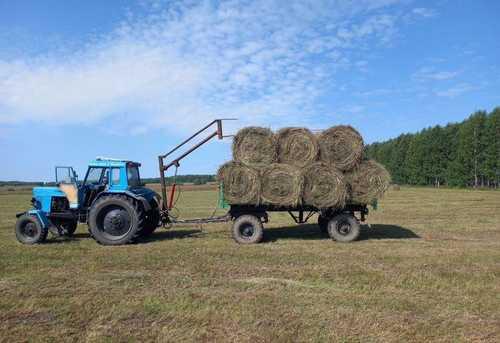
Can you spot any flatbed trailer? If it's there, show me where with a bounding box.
[158,119,370,244]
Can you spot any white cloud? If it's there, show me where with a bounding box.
[435,83,474,98]
[344,105,365,114]
[413,67,460,81]
[412,8,437,18]
[0,0,414,133]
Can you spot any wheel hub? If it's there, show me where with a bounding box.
[338,222,351,235]
[240,223,255,238]
[103,209,131,236]
[23,222,37,237]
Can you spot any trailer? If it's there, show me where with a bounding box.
[157,120,369,244]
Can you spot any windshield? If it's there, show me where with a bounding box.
[85,167,105,185]
[127,166,141,187]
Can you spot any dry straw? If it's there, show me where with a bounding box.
[260,163,303,206]
[276,127,319,167]
[217,161,260,204]
[345,159,391,204]
[232,127,277,166]
[318,125,364,171]
[302,162,347,209]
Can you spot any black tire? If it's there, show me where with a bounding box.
[318,214,328,234]
[88,195,144,245]
[327,214,360,242]
[232,214,264,244]
[139,210,160,237]
[15,215,48,244]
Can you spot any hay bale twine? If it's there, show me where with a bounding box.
[217,161,259,204]
[318,125,364,171]
[232,127,277,165]
[345,159,391,204]
[276,127,319,167]
[302,162,347,209]
[260,163,303,206]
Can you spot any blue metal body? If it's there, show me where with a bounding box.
[24,158,158,229]
[32,187,65,213]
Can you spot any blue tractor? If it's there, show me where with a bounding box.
[15,158,161,245]
[15,120,232,245]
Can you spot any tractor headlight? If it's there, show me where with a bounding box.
[31,197,41,209]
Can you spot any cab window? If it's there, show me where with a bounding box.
[111,168,121,185]
[85,167,106,185]
[127,166,141,187]
[56,167,74,184]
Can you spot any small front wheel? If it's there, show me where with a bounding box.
[232,214,264,244]
[15,215,48,244]
[327,214,360,242]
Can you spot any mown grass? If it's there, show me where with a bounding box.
[0,186,499,342]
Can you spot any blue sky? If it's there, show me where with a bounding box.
[1,0,499,181]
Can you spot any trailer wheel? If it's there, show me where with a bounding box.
[15,215,48,244]
[318,215,328,234]
[88,195,144,245]
[327,214,360,242]
[232,214,264,244]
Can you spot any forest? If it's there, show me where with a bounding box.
[366,107,500,188]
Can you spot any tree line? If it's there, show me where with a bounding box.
[141,174,216,185]
[1,174,216,187]
[366,108,500,188]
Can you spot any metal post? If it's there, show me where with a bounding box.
[158,156,167,211]
[157,118,236,220]
[217,120,223,139]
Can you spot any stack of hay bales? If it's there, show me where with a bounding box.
[218,125,390,209]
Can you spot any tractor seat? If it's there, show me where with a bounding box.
[59,183,79,209]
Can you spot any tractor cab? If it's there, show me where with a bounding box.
[46,158,150,211]
[79,158,147,210]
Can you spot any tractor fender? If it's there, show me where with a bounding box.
[91,191,152,212]
[20,210,51,229]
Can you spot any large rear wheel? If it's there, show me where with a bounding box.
[15,215,48,244]
[88,195,144,245]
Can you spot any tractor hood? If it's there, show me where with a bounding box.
[32,187,66,212]
[32,187,65,198]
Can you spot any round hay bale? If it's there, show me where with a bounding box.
[276,127,319,167]
[302,162,347,209]
[217,161,259,204]
[260,163,303,206]
[232,127,277,165]
[345,159,391,204]
[318,125,364,171]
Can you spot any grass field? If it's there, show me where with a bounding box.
[1,186,499,342]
